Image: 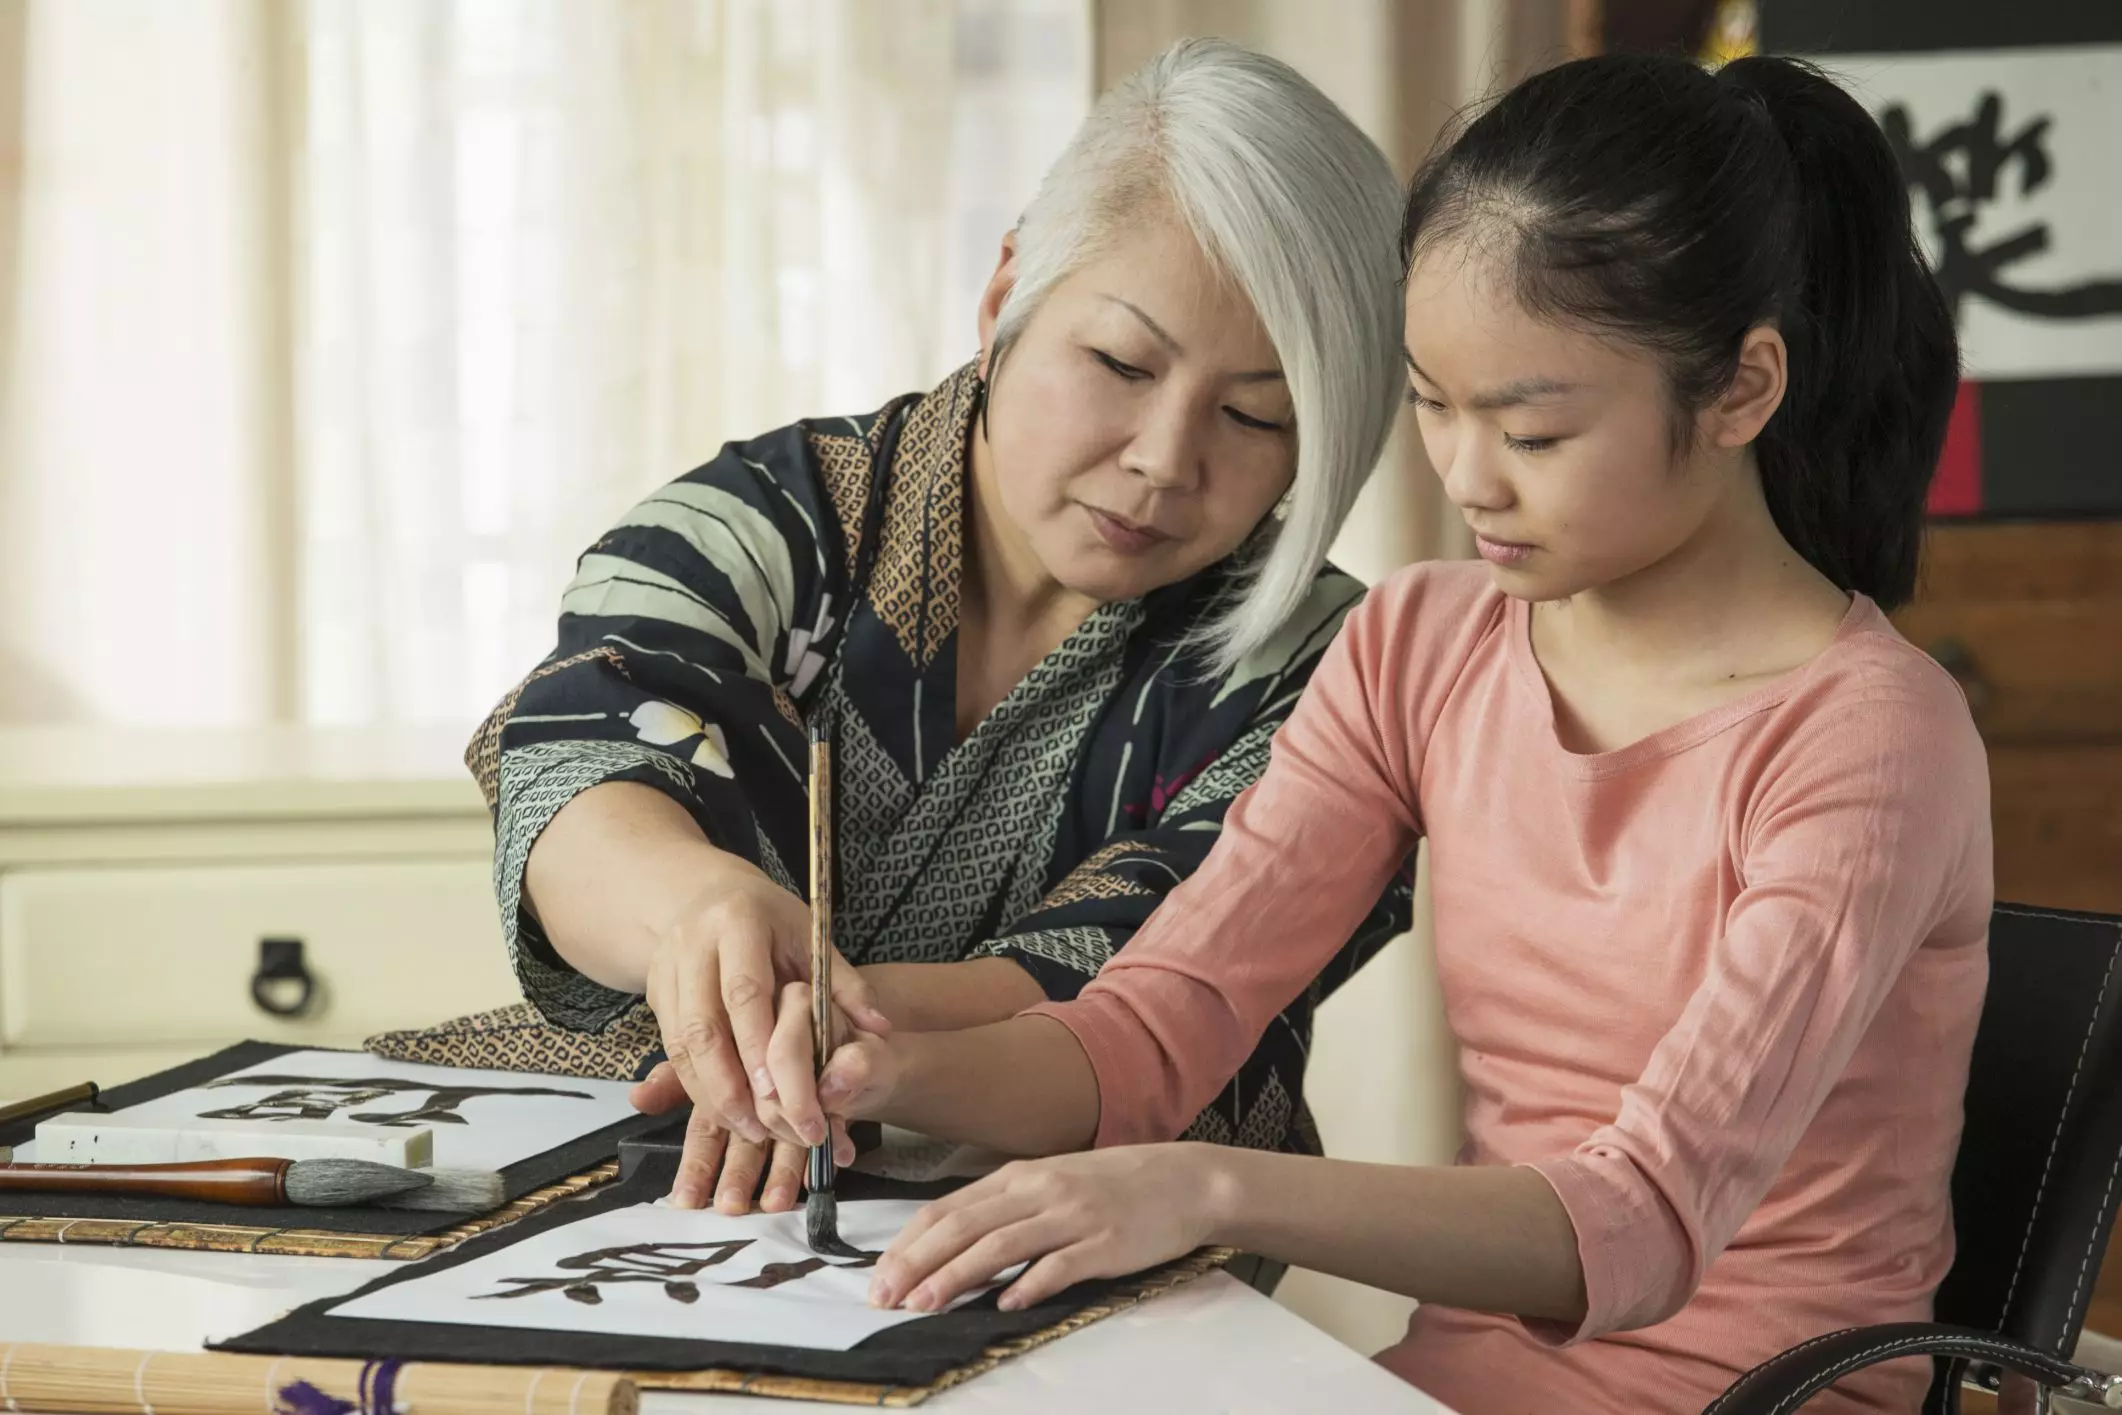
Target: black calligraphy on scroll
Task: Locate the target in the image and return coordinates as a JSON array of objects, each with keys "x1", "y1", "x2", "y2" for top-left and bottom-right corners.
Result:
[
  {"x1": 476, "y1": 1239, "x2": 881, "y2": 1306},
  {"x1": 198, "y1": 1074, "x2": 595, "y2": 1127},
  {"x1": 1883, "y1": 91, "x2": 2122, "y2": 323}
]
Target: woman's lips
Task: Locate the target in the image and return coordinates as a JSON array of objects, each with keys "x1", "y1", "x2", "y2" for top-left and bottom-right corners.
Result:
[{"x1": 1084, "y1": 505, "x2": 1171, "y2": 555}]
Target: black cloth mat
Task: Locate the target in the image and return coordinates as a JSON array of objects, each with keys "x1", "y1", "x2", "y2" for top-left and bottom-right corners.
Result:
[
  {"x1": 216, "y1": 1150, "x2": 1164, "y2": 1387},
  {"x1": 0, "y1": 1042, "x2": 660, "y2": 1237}
]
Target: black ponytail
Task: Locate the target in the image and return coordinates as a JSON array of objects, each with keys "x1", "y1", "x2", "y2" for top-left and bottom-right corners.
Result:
[{"x1": 1401, "y1": 53, "x2": 1959, "y2": 610}]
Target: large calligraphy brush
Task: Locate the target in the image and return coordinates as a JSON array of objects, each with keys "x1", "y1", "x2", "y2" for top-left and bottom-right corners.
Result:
[
  {"x1": 804, "y1": 712, "x2": 864, "y2": 1259},
  {"x1": 0, "y1": 1156, "x2": 504, "y2": 1209}
]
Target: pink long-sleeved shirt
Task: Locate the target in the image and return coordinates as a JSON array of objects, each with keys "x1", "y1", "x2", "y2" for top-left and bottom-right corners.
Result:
[{"x1": 1025, "y1": 561, "x2": 1992, "y2": 1415}]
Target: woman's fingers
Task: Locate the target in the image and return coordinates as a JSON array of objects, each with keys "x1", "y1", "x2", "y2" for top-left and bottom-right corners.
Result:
[
  {"x1": 719, "y1": 927, "x2": 783, "y2": 1105},
  {"x1": 627, "y1": 1060, "x2": 688, "y2": 1115},
  {"x1": 668, "y1": 1107, "x2": 728, "y2": 1210},
  {"x1": 668, "y1": 947, "x2": 766, "y2": 1143},
  {"x1": 714, "y1": 1134, "x2": 771, "y2": 1216},
  {"x1": 760, "y1": 1138, "x2": 806, "y2": 1212}
]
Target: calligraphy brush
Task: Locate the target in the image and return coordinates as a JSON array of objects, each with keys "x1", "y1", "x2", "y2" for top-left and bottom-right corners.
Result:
[
  {"x1": 0, "y1": 1156, "x2": 503, "y2": 1210},
  {"x1": 804, "y1": 712, "x2": 863, "y2": 1259},
  {"x1": 0, "y1": 1081, "x2": 101, "y2": 1164}
]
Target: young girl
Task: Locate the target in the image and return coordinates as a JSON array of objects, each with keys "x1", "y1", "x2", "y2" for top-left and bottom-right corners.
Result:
[{"x1": 743, "y1": 51, "x2": 1990, "y2": 1415}]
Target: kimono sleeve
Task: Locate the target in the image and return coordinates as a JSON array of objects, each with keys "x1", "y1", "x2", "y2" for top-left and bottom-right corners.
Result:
[
  {"x1": 977, "y1": 571, "x2": 1418, "y2": 1153},
  {"x1": 471, "y1": 423, "x2": 857, "y2": 1031}
]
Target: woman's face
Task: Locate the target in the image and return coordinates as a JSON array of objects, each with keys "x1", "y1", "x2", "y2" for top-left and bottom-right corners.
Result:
[
  {"x1": 1402, "y1": 239, "x2": 1766, "y2": 602},
  {"x1": 975, "y1": 215, "x2": 1297, "y2": 605}
]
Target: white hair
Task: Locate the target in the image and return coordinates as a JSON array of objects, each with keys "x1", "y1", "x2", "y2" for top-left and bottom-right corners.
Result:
[{"x1": 990, "y1": 37, "x2": 1405, "y2": 674}]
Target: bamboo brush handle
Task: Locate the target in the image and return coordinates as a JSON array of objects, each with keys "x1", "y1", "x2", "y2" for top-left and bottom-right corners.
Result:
[
  {"x1": 0, "y1": 1158, "x2": 293, "y2": 1205},
  {"x1": 808, "y1": 728, "x2": 834, "y2": 1079}
]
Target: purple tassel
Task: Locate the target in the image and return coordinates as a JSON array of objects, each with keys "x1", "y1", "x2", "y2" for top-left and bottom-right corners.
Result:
[
  {"x1": 273, "y1": 1361, "x2": 405, "y2": 1415},
  {"x1": 272, "y1": 1382, "x2": 355, "y2": 1415}
]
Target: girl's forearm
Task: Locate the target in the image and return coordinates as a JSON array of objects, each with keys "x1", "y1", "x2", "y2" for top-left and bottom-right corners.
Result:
[
  {"x1": 867, "y1": 1016, "x2": 1102, "y2": 1156},
  {"x1": 1202, "y1": 1148, "x2": 1588, "y2": 1322},
  {"x1": 860, "y1": 960, "x2": 1047, "y2": 1033}
]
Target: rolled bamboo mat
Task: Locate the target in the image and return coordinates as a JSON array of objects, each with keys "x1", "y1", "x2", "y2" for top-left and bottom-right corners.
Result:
[{"x1": 0, "y1": 1345, "x2": 637, "y2": 1415}]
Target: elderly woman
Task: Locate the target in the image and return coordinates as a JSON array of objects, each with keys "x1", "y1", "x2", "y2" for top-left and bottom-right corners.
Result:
[{"x1": 408, "y1": 37, "x2": 1413, "y2": 1213}]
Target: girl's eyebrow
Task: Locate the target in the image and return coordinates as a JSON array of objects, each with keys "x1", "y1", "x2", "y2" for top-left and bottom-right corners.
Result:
[{"x1": 1405, "y1": 352, "x2": 1579, "y2": 410}]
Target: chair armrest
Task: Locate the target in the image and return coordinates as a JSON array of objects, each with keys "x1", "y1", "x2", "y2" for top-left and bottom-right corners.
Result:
[{"x1": 1703, "y1": 1323, "x2": 2122, "y2": 1414}]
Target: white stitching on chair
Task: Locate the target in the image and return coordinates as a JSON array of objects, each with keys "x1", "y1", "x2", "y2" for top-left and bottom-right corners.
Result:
[
  {"x1": 1997, "y1": 927, "x2": 2122, "y2": 1328},
  {"x1": 2057, "y1": 922, "x2": 2122, "y2": 1352},
  {"x1": 1995, "y1": 904, "x2": 2108, "y2": 926},
  {"x1": 1757, "y1": 1340, "x2": 2071, "y2": 1415}
]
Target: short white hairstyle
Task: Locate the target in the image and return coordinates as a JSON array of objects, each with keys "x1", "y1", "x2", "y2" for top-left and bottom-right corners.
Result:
[{"x1": 990, "y1": 37, "x2": 1404, "y2": 674}]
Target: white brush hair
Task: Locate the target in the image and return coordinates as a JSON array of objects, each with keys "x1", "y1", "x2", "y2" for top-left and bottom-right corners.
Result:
[{"x1": 989, "y1": 37, "x2": 1406, "y2": 675}]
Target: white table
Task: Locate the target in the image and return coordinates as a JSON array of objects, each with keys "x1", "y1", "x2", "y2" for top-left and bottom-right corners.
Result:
[{"x1": 0, "y1": 1241, "x2": 1454, "y2": 1413}]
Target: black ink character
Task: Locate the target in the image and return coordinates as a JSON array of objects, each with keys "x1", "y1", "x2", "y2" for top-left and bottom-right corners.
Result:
[
  {"x1": 198, "y1": 1075, "x2": 594, "y2": 1127},
  {"x1": 478, "y1": 1240, "x2": 881, "y2": 1305},
  {"x1": 1883, "y1": 90, "x2": 2122, "y2": 322}
]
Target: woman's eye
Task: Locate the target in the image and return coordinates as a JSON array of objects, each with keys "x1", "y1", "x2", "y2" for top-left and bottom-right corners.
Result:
[
  {"x1": 1505, "y1": 433, "x2": 1559, "y2": 454},
  {"x1": 1093, "y1": 350, "x2": 1149, "y2": 380},
  {"x1": 1224, "y1": 407, "x2": 1289, "y2": 433},
  {"x1": 1404, "y1": 388, "x2": 1445, "y2": 412}
]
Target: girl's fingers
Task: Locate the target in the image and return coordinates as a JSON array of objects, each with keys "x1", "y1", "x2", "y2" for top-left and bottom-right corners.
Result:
[
  {"x1": 872, "y1": 1189, "x2": 1037, "y2": 1306},
  {"x1": 765, "y1": 982, "x2": 827, "y2": 1146},
  {"x1": 998, "y1": 1246, "x2": 1095, "y2": 1312},
  {"x1": 669, "y1": 1108, "x2": 728, "y2": 1210},
  {"x1": 899, "y1": 1218, "x2": 1064, "y2": 1313},
  {"x1": 829, "y1": 953, "x2": 894, "y2": 1036},
  {"x1": 830, "y1": 1115, "x2": 855, "y2": 1169},
  {"x1": 762, "y1": 1139, "x2": 806, "y2": 1212},
  {"x1": 715, "y1": 1134, "x2": 770, "y2": 1216}
]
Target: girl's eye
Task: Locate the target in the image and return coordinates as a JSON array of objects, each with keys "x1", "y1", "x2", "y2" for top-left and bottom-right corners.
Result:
[
  {"x1": 1505, "y1": 433, "x2": 1559, "y2": 454},
  {"x1": 1404, "y1": 388, "x2": 1445, "y2": 412},
  {"x1": 1224, "y1": 407, "x2": 1289, "y2": 433},
  {"x1": 1094, "y1": 350, "x2": 1149, "y2": 380}
]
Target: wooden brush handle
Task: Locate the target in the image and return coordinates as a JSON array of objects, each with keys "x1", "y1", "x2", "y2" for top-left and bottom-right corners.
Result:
[{"x1": 0, "y1": 1158, "x2": 292, "y2": 1205}]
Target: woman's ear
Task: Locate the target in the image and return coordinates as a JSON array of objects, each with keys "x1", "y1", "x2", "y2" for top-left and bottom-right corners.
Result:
[
  {"x1": 1703, "y1": 324, "x2": 1788, "y2": 449},
  {"x1": 976, "y1": 231, "x2": 1020, "y2": 377}
]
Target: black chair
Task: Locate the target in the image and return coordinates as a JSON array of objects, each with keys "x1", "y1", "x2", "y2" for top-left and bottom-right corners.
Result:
[{"x1": 1710, "y1": 903, "x2": 2122, "y2": 1413}]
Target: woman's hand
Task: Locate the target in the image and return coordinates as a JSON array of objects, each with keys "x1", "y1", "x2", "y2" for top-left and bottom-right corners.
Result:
[
  {"x1": 867, "y1": 1143, "x2": 1230, "y2": 1314},
  {"x1": 639, "y1": 862, "x2": 890, "y2": 1176},
  {"x1": 631, "y1": 1065, "x2": 856, "y2": 1211}
]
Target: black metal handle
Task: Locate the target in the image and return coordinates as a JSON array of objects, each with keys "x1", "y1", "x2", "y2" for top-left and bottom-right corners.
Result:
[
  {"x1": 250, "y1": 936, "x2": 317, "y2": 1018},
  {"x1": 1703, "y1": 1323, "x2": 2120, "y2": 1413}
]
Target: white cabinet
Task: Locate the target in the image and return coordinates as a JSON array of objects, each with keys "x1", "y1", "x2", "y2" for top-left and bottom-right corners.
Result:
[{"x1": 0, "y1": 727, "x2": 522, "y2": 1097}]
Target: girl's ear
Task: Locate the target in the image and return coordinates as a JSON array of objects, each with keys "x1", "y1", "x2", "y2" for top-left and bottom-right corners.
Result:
[
  {"x1": 976, "y1": 232, "x2": 1021, "y2": 378},
  {"x1": 1702, "y1": 324, "x2": 1788, "y2": 450}
]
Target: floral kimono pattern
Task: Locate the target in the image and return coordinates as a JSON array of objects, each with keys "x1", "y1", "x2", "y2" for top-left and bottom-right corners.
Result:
[{"x1": 472, "y1": 363, "x2": 1415, "y2": 1155}]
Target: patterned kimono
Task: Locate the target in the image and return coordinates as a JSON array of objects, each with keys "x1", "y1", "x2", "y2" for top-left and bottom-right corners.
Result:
[{"x1": 468, "y1": 363, "x2": 1414, "y2": 1156}]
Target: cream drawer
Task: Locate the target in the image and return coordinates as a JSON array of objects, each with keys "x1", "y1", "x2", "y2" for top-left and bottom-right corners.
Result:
[{"x1": 0, "y1": 860, "x2": 522, "y2": 1049}]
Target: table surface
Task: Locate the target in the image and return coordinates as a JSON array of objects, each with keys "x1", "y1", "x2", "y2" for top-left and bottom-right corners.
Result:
[{"x1": 0, "y1": 1239, "x2": 1456, "y2": 1413}]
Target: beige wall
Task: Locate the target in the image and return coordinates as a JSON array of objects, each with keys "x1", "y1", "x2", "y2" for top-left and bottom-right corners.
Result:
[{"x1": 1093, "y1": 0, "x2": 1583, "y2": 1354}]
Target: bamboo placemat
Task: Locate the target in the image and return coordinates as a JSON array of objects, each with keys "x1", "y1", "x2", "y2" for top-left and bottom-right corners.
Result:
[
  {"x1": 0, "y1": 1344, "x2": 637, "y2": 1415},
  {"x1": 0, "y1": 1162, "x2": 620, "y2": 1261}
]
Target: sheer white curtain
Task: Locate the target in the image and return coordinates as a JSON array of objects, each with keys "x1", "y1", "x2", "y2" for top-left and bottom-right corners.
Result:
[{"x1": 0, "y1": 0, "x2": 1089, "y2": 728}]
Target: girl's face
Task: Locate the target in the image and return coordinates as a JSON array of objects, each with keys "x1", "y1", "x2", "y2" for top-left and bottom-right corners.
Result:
[
  {"x1": 974, "y1": 216, "x2": 1298, "y2": 605},
  {"x1": 1402, "y1": 241, "x2": 1762, "y2": 602}
]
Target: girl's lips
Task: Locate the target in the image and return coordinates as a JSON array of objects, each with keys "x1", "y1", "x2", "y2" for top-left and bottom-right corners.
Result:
[{"x1": 1475, "y1": 534, "x2": 1534, "y2": 567}]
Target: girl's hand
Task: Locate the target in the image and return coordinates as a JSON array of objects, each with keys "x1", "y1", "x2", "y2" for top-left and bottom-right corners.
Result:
[
  {"x1": 868, "y1": 1144, "x2": 1229, "y2": 1314},
  {"x1": 754, "y1": 980, "x2": 900, "y2": 1146}
]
